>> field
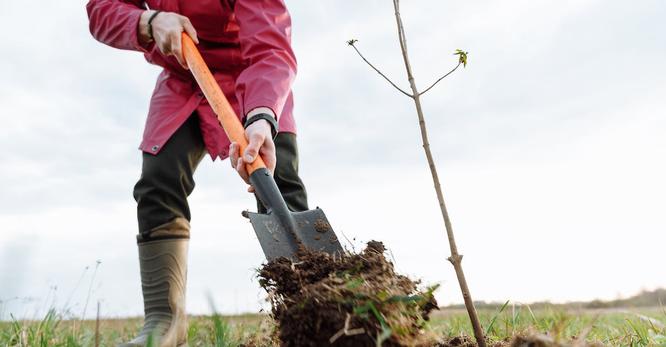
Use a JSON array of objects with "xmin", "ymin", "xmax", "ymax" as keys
[{"xmin": 1, "ymin": 306, "xmax": 665, "ymax": 346}]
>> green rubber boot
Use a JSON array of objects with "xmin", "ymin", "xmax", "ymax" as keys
[{"xmin": 119, "ymin": 236, "xmax": 189, "ymax": 347}]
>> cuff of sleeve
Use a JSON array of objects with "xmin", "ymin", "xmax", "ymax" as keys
[
  {"xmin": 128, "ymin": 9, "xmax": 154, "ymax": 53},
  {"xmin": 243, "ymin": 99, "xmax": 281, "ymax": 122}
]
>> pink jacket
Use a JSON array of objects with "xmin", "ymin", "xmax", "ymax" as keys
[{"xmin": 86, "ymin": 0, "xmax": 297, "ymax": 160}]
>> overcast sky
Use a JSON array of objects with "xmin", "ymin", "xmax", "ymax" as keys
[{"xmin": 1, "ymin": 0, "xmax": 665, "ymax": 319}]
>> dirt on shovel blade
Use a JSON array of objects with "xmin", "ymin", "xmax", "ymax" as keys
[{"xmin": 258, "ymin": 241, "xmax": 441, "ymax": 347}]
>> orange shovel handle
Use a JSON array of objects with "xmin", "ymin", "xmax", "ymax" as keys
[{"xmin": 181, "ymin": 32, "xmax": 266, "ymax": 175}]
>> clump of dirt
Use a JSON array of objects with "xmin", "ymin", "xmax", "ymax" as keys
[
  {"xmin": 435, "ymin": 335, "xmax": 481, "ymax": 347},
  {"xmin": 432, "ymin": 334, "xmax": 603, "ymax": 347},
  {"xmin": 509, "ymin": 334, "xmax": 604, "ymax": 347},
  {"xmin": 258, "ymin": 241, "xmax": 440, "ymax": 346}
]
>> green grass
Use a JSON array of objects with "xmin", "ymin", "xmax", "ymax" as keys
[
  {"xmin": 1, "ymin": 306, "xmax": 665, "ymax": 346},
  {"xmin": 431, "ymin": 306, "xmax": 666, "ymax": 346}
]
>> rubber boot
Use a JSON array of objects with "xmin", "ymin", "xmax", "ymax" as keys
[{"xmin": 119, "ymin": 236, "xmax": 189, "ymax": 347}]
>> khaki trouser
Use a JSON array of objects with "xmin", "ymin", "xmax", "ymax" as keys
[{"xmin": 133, "ymin": 113, "xmax": 308, "ymax": 242}]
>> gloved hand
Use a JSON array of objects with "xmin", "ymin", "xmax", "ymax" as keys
[
  {"xmin": 229, "ymin": 119, "xmax": 276, "ymax": 193},
  {"xmin": 138, "ymin": 10, "xmax": 199, "ymax": 69}
]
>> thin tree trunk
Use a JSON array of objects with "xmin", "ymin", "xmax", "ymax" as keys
[{"xmin": 391, "ymin": 1, "xmax": 486, "ymax": 345}]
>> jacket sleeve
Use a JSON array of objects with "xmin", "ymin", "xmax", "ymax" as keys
[
  {"xmin": 86, "ymin": 0, "xmax": 151, "ymax": 52},
  {"xmin": 233, "ymin": 0, "xmax": 298, "ymax": 120}
]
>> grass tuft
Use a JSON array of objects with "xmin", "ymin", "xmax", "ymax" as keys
[{"xmin": 2, "ymin": 306, "xmax": 666, "ymax": 346}]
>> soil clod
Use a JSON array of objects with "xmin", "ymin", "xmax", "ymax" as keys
[{"xmin": 258, "ymin": 241, "xmax": 440, "ymax": 346}]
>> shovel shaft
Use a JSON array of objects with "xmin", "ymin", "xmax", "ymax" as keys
[
  {"xmin": 183, "ymin": 34, "xmax": 343, "ymax": 260},
  {"xmin": 181, "ymin": 33, "xmax": 265, "ymax": 174}
]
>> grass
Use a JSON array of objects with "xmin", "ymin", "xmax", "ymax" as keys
[
  {"xmin": 1, "ymin": 306, "xmax": 665, "ymax": 346},
  {"xmin": 430, "ymin": 306, "xmax": 666, "ymax": 346}
]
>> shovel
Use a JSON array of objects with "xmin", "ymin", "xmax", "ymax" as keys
[{"xmin": 181, "ymin": 33, "xmax": 344, "ymax": 261}]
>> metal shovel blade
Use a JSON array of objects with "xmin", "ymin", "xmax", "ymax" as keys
[{"xmin": 245, "ymin": 208, "xmax": 343, "ymax": 261}]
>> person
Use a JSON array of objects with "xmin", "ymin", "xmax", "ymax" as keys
[{"xmin": 86, "ymin": 1, "xmax": 307, "ymax": 346}]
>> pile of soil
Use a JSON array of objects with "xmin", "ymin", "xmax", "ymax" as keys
[
  {"xmin": 258, "ymin": 241, "xmax": 440, "ymax": 346},
  {"xmin": 256, "ymin": 243, "xmax": 605, "ymax": 347}
]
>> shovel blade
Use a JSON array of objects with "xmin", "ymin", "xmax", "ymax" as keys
[{"xmin": 246, "ymin": 208, "xmax": 343, "ymax": 261}]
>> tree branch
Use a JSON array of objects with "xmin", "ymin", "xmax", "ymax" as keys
[
  {"xmin": 390, "ymin": 0, "xmax": 487, "ymax": 346},
  {"xmin": 347, "ymin": 40, "xmax": 413, "ymax": 98},
  {"xmin": 419, "ymin": 62, "xmax": 461, "ymax": 96}
]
